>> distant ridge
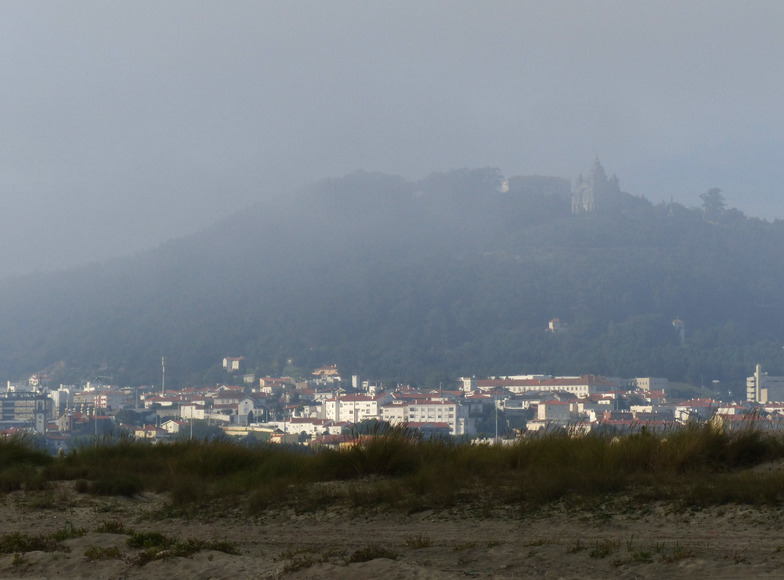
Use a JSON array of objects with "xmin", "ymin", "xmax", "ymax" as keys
[{"xmin": 0, "ymin": 166, "xmax": 781, "ymax": 396}]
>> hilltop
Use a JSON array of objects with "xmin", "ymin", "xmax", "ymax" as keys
[{"xmin": 1, "ymin": 163, "xmax": 783, "ymax": 392}]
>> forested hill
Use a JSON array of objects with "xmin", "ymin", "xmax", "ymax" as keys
[{"xmin": 1, "ymin": 168, "xmax": 783, "ymax": 395}]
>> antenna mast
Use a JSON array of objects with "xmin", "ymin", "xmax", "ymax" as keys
[{"xmin": 161, "ymin": 356, "xmax": 166, "ymax": 396}]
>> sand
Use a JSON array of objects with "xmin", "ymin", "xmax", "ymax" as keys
[{"xmin": 1, "ymin": 484, "xmax": 783, "ymax": 579}]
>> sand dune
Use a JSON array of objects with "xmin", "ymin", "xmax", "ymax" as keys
[{"xmin": 1, "ymin": 484, "xmax": 781, "ymax": 578}]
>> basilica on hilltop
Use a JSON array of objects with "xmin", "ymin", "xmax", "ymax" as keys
[
  {"xmin": 502, "ymin": 158, "xmax": 627, "ymax": 215},
  {"xmin": 571, "ymin": 158, "xmax": 622, "ymax": 214}
]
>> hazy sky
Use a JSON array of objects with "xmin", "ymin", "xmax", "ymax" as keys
[{"xmin": 2, "ymin": 1, "xmax": 783, "ymax": 277}]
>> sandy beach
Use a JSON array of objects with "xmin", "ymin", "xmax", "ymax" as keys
[{"xmin": 1, "ymin": 482, "xmax": 783, "ymax": 579}]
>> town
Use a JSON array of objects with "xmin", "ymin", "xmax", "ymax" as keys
[{"xmin": 3, "ymin": 353, "xmax": 784, "ymax": 454}]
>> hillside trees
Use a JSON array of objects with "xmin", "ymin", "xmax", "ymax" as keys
[
  {"xmin": 0, "ymin": 170, "xmax": 782, "ymax": 389},
  {"xmin": 700, "ymin": 187, "xmax": 726, "ymax": 222}
]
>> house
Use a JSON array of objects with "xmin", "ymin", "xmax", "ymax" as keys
[
  {"xmin": 269, "ymin": 431, "xmax": 300, "ymax": 445},
  {"xmin": 313, "ymin": 364, "xmax": 340, "ymax": 377},
  {"xmin": 548, "ymin": 318, "xmax": 564, "ymax": 333},
  {"xmin": 267, "ymin": 417, "xmax": 332, "ymax": 437},
  {"xmin": 630, "ymin": 377, "xmax": 669, "ymax": 392},
  {"xmin": 93, "ymin": 390, "xmax": 130, "ymax": 411},
  {"xmin": 675, "ymin": 399, "xmax": 718, "ymax": 423},
  {"xmin": 309, "ymin": 433, "xmax": 351, "ymax": 450},
  {"xmin": 537, "ymin": 400, "xmax": 573, "ymax": 422},
  {"xmin": 143, "ymin": 395, "xmax": 179, "ymax": 408},
  {"xmin": 222, "ymin": 357, "xmax": 244, "ymax": 372},
  {"xmin": 524, "ymin": 400, "xmax": 576, "ymax": 432},
  {"xmin": 208, "ymin": 395, "xmax": 263, "ymax": 425},
  {"xmin": 161, "ymin": 419, "xmax": 188, "ymax": 434},
  {"xmin": 134, "ymin": 424, "xmax": 168, "ymax": 441},
  {"xmin": 179, "ymin": 403, "xmax": 206, "ymax": 420},
  {"xmin": 258, "ymin": 377, "xmax": 293, "ymax": 392},
  {"xmin": 312, "ymin": 365, "xmax": 342, "ymax": 385},
  {"xmin": 213, "ymin": 390, "xmax": 246, "ymax": 406},
  {"xmin": 406, "ymin": 422, "xmax": 451, "ymax": 438}
]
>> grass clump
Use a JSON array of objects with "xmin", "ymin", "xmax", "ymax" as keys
[
  {"xmin": 453, "ymin": 541, "xmax": 477, "ymax": 551},
  {"xmin": 94, "ymin": 520, "xmax": 129, "ymax": 534},
  {"xmin": 631, "ymin": 550, "xmax": 654, "ymax": 563},
  {"xmin": 50, "ymin": 522, "xmax": 87, "ymax": 541},
  {"xmin": 0, "ymin": 436, "xmax": 51, "ymax": 493},
  {"xmin": 11, "ymin": 553, "xmax": 30, "ymax": 568},
  {"xmin": 0, "ymin": 533, "xmax": 65, "ymax": 554},
  {"xmin": 345, "ymin": 544, "xmax": 399, "ymax": 563},
  {"xmin": 281, "ymin": 554, "xmax": 315, "ymax": 573},
  {"xmin": 84, "ymin": 545, "xmax": 123, "ymax": 560},
  {"xmin": 656, "ymin": 542, "xmax": 697, "ymax": 563},
  {"xmin": 404, "ymin": 533, "xmax": 433, "ymax": 549},
  {"xmin": 127, "ymin": 531, "xmax": 238, "ymax": 566},
  {"xmin": 127, "ymin": 531, "xmax": 170, "ymax": 550},
  {"xmin": 589, "ymin": 539, "xmax": 620, "ymax": 559}
]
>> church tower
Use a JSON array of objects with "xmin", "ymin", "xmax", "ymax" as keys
[{"xmin": 571, "ymin": 158, "xmax": 620, "ymax": 214}]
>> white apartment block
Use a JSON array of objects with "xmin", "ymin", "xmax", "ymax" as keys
[
  {"xmin": 747, "ymin": 364, "xmax": 784, "ymax": 403},
  {"xmin": 381, "ymin": 399, "xmax": 474, "ymax": 436},
  {"xmin": 380, "ymin": 401, "xmax": 408, "ymax": 424},
  {"xmin": 324, "ymin": 394, "xmax": 393, "ymax": 423}
]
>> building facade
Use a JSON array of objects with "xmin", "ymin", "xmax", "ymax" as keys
[{"xmin": 747, "ymin": 364, "xmax": 784, "ymax": 403}]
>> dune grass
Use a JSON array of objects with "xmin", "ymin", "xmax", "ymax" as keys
[{"xmin": 5, "ymin": 423, "xmax": 784, "ymax": 514}]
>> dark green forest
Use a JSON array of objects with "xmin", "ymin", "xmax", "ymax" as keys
[{"xmin": 1, "ymin": 168, "xmax": 783, "ymax": 397}]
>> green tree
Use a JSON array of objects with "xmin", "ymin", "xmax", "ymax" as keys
[{"xmin": 700, "ymin": 187, "xmax": 725, "ymax": 222}]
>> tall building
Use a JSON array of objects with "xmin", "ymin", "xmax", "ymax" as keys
[
  {"xmin": 0, "ymin": 391, "xmax": 53, "ymax": 432},
  {"xmin": 747, "ymin": 364, "xmax": 784, "ymax": 403}
]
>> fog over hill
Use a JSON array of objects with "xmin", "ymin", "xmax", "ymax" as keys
[
  {"xmin": 3, "ymin": 3, "xmax": 784, "ymax": 278},
  {"xmin": 1, "ymin": 167, "xmax": 784, "ymax": 396}
]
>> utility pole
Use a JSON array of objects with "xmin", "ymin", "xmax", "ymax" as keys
[{"xmin": 494, "ymin": 388, "xmax": 499, "ymax": 444}]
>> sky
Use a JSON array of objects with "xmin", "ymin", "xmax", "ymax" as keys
[{"xmin": 2, "ymin": 1, "xmax": 784, "ymax": 277}]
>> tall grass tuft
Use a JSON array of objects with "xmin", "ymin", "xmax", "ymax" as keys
[
  {"xmin": 0, "ymin": 435, "xmax": 51, "ymax": 492},
  {"xmin": 9, "ymin": 421, "xmax": 784, "ymax": 512}
]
